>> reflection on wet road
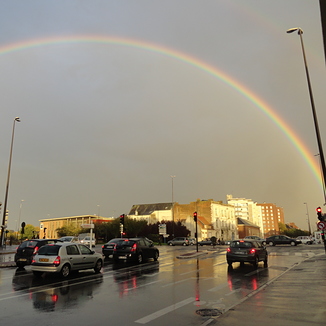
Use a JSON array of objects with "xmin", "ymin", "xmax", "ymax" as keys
[{"xmin": 0, "ymin": 245, "xmax": 323, "ymax": 325}]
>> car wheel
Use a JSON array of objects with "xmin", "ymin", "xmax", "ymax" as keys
[
  {"xmin": 262, "ymin": 241, "xmax": 266, "ymax": 246},
  {"xmin": 153, "ymin": 251, "xmax": 159, "ymax": 261},
  {"xmin": 33, "ymin": 271, "xmax": 43, "ymax": 277},
  {"xmin": 182, "ymin": 242, "xmax": 187, "ymax": 246},
  {"xmin": 264, "ymin": 256, "xmax": 268, "ymax": 268},
  {"xmin": 268, "ymin": 241, "xmax": 274, "ymax": 246},
  {"xmin": 137, "ymin": 254, "xmax": 143, "ymax": 264},
  {"xmin": 16, "ymin": 262, "xmax": 26, "ymax": 269},
  {"xmin": 169, "ymin": 242, "xmax": 173, "ymax": 246},
  {"xmin": 60, "ymin": 264, "xmax": 71, "ymax": 278},
  {"xmin": 94, "ymin": 259, "xmax": 102, "ymax": 273},
  {"xmin": 290, "ymin": 241, "xmax": 296, "ymax": 246},
  {"xmin": 227, "ymin": 260, "xmax": 232, "ymax": 266}
]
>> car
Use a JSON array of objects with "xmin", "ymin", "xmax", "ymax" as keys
[
  {"xmin": 112, "ymin": 238, "xmax": 159, "ymax": 263},
  {"xmin": 80, "ymin": 236, "xmax": 96, "ymax": 246},
  {"xmin": 296, "ymin": 236, "xmax": 313, "ymax": 245},
  {"xmin": 266, "ymin": 235, "xmax": 301, "ymax": 246},
  {"xmin": 244, "ymin": 236, "xmax": 267, "ymax": 246},
  {"xmin": 58, "ymin": 236, "xmax": 80, "ymax": 243},
  {"xmin": 14, "ymin": 239, "xmax": 62, "ymax": 268},
  {"xmin": 226, "ymin": 239, "xmax": 268, "ymax": 268},
  {"xmin": 198, "ymin": 238, "xmax": 213, "ymax": 246},
  {"xmin": 167, "ymin": 237, "xmax": 189, "ymax": 246},
  {"xmin": 188, "ymin": 238, "xmax": 196, "ymax": 245},
  {"xmin": 31, "ymin": 242, "xmax": 103, "ymax": 278},
  {"xmin": 102, "ymin": 238, "xmax": 122, "ymax": 259}
]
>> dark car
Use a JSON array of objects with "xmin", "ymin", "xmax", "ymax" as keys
[
  {"xmin": 102, "ymin": 238, "xmax": 122, "ymax": 259},
  {"xmin": 244, "ymin": 236, "xmax": 267, "ymax": 246},
  {"xmin": 266, "ymin": 235, "xmax": 301, "ymax": 246},
  {"xmin": 15, "ymin": 239, "xmax": 62, "ymax": 268},
  {"xmin": 226, "ymin": 239, "xmax": 268, "ymax": 268},
  {"xmin": 198, "ymin": 239, "xmax": 213, "ymax": 246},
  {"xmin": 112, "ymin": 238, "xmax": 159, "ymax": 264}
]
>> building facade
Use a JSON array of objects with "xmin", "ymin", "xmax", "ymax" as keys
[{"xmin": 257, "ymin": 203, "xmax": 284, "ymax": 237}]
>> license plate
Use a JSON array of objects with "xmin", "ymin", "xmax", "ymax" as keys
[
  {"xmin": 39, "ymin": 258, "xmax": 49, "ymax": 262},
  {"xmin": 119, "ymin": 256, "xmax": 126, "ymax": 259},
  {"xmin": 235, "ymin": 251, "xmax": 245, "ymax": 254},
  {"xmin": 18, "ymin": 258, "xmax": 27, "ymax": 261}
]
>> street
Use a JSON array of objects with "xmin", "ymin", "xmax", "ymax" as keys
[{"xmin": 0, "ymin": 244, "xmax": 324, "ymax": 325}]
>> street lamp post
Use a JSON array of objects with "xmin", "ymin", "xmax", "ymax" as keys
[
  {"xmin": 287, "ymin": 28, "xmax": 326, "ymax": 204},
  {"xmin": 171, "ymin": 175, "xmax": 176, "ymax": 237},
  {"xmin": 304, "ymin": 202, "xmax": 312, "ymax": 236},
  {"xmin": 1, "ymin": 117, "xmax": 21, "ymax": 247}
]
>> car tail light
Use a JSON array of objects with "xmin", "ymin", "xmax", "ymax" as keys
[
  {"xmin": 53, "ymin": 256, "xmax": 61, "ymax": 266},
  {"xmin": 113, "ymin": 244, "xmax": 117, "ymax": 252},
  {"xmin": 131, "ymin": 243, "xmax": 137, "ymax": 252},
  {"xmin": 249, "ymin": 248, "xmax": 256, "ymax": 254},
  {"xmin": 227, "ymin": 247, "xmax": 231, "ymax": 252},
  {"xmin": 102, "ymin": 245, "xmax": 104, "ymax": 249},
  {"xmin": 51, "ymin": 294, "xmax": 59, "ymax": 303},
  {"xmin": 32, "ymin": 259, "xmax": 36, "ymax": 264},
  {"xmin": 33, "ymin": 246, "xmax": 39, "ymax": 255}
]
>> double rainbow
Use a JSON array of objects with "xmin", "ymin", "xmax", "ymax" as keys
[{"xmin": 0, "ymin": 35, "xmax": 322, "ymax": 188}]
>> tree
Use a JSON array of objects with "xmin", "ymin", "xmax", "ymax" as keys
[
  {"xmin": 56, "ymin": 224, "xmax": 83, "ymax": 237},
  {"xmin": 20, "ymin": 224, "xmax": 40, "ymax": 239}
]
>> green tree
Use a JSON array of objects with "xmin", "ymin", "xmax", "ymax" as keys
[
  {"xmin": 20, "ymin": 224, "xmax": 40, "ymax": 239},
  {"xmin": 56, "ymin": 224, "xmax": 83, "ymax": 237}
]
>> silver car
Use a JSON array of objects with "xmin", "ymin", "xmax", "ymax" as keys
[{"xmin": 31, "ymin": 242, "xmax": 103, "ymax": 278}]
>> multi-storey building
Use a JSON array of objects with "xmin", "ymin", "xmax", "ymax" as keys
[
  {"xmin": 257, "ymin": 203, "xmax": 284, "ymax": 237},
  {"xmin": 227, "ymin": 195, "xmax": 264, "ymax": 237}
]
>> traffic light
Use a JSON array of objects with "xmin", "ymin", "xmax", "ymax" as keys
[
  {"xmin": 317, "ymin": 207, "xmax": 324, "ymax": 221},
  {"xmin": 193, "ymin": 211, "xmax": 197, "ymax": 222},
  {"xmin": 21, "ymin": 222, "xmax": 26, "ymax": 235},
  {"xmin": 120, "ymin": 214, "xmax": 125, "ymax": 225}
]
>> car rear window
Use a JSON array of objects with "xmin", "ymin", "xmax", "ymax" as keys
[
  {"xmin": 116, "ymin": 240, "xmax": 136, "ymax": 247},
  {"xmin": 19, "ymin": 241, "xmax": 39, "ymax": 249},
  {"xmin": 230, "ymin": 241, "xmax": 253, "ymax": 248},
  {"xmin": 38, "ymin": 245, "xmax": 60, "ymax": 255}
]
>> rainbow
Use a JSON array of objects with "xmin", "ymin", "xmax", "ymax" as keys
[{"xmin": 0, "ymin": 35, "xmax": 322, "ymax": 188}]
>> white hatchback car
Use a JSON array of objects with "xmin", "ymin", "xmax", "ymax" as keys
[
  {"xmin": 296, "ymin": 236, "xmax": 313, "ymax": 245},
  {"xmin": 31, "ymin": 242, "xmax": 103, "ymax": 278}
]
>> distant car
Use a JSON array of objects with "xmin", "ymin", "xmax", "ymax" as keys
[
  {"xmin": 31, "ymin": 242, "xmax": 103, "ymax": 278},
  {"xmin": 244, "ymin": 236, "xmax": 267, "ymax": 246},
  {"xmin": 58, "ymin": 236, "xmax": 80, "ymax": 243},
  {"xmin": 80, "ymin": 236, "xmax": 96, "ymax": 246},
  {"xmin": 15, "ymin": 239, "xmax": 62, "ymax": 268},
  {"xmin": 296, "ymin": 236, "xmax": 313, "ymax": 245},
  {"xmin": 188, "ymin": 238, "xmax": 196, "ymax": 245},
  {"xmin": 226, "ymin": 239, "xmax": 268, "ymax": 268},
  {"xmin": 198, "ymin": 239, "xmax": 213, "ymax": 246},
  {"xmin": 168, "ymin": 237, "xmax": 189, "ymax": 246},
  {"xmin": 102, "ymin": 238, "xmax": 122, "ymax": 259},
  {"xmin": 112, "ymin": 238, "xmax": 159, "ymax": 263},
  {"xmin": 266, "ymin": 235, "xmax": 301, "ymax": 246}
]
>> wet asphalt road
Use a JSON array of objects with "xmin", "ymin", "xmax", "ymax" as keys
[{"xmin": 0, "ymin": 244, "xmax": 324, "ymax": 326}]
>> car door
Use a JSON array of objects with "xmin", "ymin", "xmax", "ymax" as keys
[
  {"xmin": 78, "ymin": 244, "xmax": 96, "ymax": 269},
  {"xmin": 66, "ymin": 244, "xmax": 82, "ymax": 270}
]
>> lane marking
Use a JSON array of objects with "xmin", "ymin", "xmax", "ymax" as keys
[{"xmin": 135, "ymin": 297, "xmax": 195, "ymax": 324}]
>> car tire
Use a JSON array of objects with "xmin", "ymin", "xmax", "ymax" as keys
[
  {"xmin": 137, "ymin": 253, "xmax": 143, "ymax": 264},
  {"xmin": 268, "ymin": 241, "xmax": 274, "ymax": 246},
  {"xmin": 154, "ymin": 251, "xmax": 159, "ymax": 261},
  {"xmin": 227, "ymin": 260, "xmax": 232, "ymax": 266},
  {"xmin": 262, "ymin": 241, "xmax": 266, "ymax": 246},
  {"xmin": 290, "ymin": 241, "xmax": 296, "ymax": 246},
  {"xmin": 182, "ymin": 243, "xmax": 187, "ymax": 246},
  {"xmin": 33, "ymin": 271, "xmax": 43, "ymax": 277},
  {"xmin": 60, "ymin": 264, "xmax": 71, "ymax": 278},
  {"xmin": 264, "ymin": 256, "xmax": 268, "ymax": 268},
  {"xmin": 169, "ymin": 242, "xmax": 173, "ymax": 246},
  {"xmin": 16, "ymin": 262, "xmax": 26, "ymax": 269},
  {"xmin": 94, "ymin": 259, "xmax": 103, "ymax": 273},
  {"xmin": 253, "ymin": 257, "xmax": 259, "ymax": 268}
]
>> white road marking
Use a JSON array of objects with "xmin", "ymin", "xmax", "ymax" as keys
[{"xmin": 135, "ymin": 297, "xmax": 195, "ymax": 324}]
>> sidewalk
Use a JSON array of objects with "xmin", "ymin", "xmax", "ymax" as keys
[
  {"xmin": 211, "ymin": 253, "xmax": 326, "ymax": 326},
  {"xmin": 0, "ymin": 245, "xmax": 16, "ymax": 267}
]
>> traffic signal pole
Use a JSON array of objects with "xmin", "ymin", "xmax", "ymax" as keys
[
  {"xmin": 193, "ymin": 212, "xmax": 198, "ymax": 252},
  {"xmin": 316, "ymin": 207, "xmax": 326, "ymax": 253}
]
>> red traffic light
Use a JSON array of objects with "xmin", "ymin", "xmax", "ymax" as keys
[
  {"xmin": 317, "ymin": 207, "xmax": 322, "ymax": 213},
  {"xmin": 193, "ymin": 211, "xmax": 197, "ymax": 222},
  {"xmin": 317, "ymin": 207, "xmax": 324, "ymax": 221}
]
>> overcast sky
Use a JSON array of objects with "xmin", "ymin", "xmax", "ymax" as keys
[{"xmin": 0, "ymin": 1, "xmax": 325, "ymax": 231}]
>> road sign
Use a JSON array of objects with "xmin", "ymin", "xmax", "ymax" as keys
[
  {"xmin": 81, "ymin": 224, "xmax": 94, "ymax": 229},
  {"xmin": 317, "ymin": 221, "xmax": 326, "ymax": 230}
]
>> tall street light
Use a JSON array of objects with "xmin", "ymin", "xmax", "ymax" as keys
[
  {"xmin": 303, "ymin": 202, "xmax": 312, "ymax": 236},
  {"xmin": 1, "ymin": 117, "xmax": 21, "ymax": 247},
  {"xmin": 287, "ymin": 28, "xmax": 326, "ymax": 204},
  {"xmin": 171, "ymin": 175, "xmax": 176, "ymax": 237}
]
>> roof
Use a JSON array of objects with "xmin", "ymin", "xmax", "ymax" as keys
[
  {"xmin": 237, "ymin": 218, "xmax": 260, "ymax": 228},
  {"xmin": 129, "ymin": 203, "xmax": 173, "ymax": 216}
]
